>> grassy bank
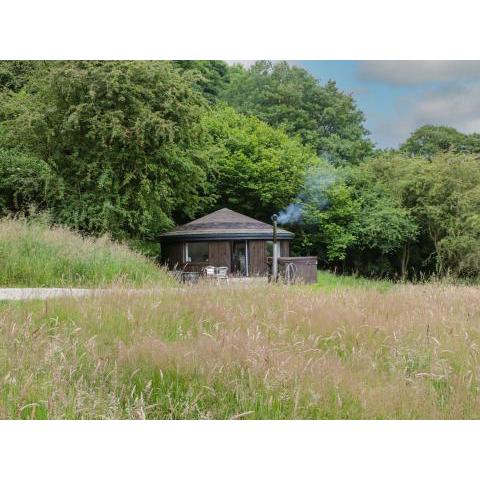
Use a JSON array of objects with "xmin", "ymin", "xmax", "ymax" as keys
[
  {"xmin": 2, "ymin": 282, "xmax": 480, "ymax": 419},
  {"xmin": 313, "ymin": 270, "xmax": 392, "ymax": 292},
  {"xmin": 0, "ymin": 218, "xmax": 170, "ymax": 287}
]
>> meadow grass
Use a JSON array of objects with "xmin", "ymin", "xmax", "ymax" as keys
[
  {"xmin": 0, "ymin": 218, "xmax": 170, "ymax": 287},
  {"xmin": 312, "ymin": 270, "xmax": 392, "ymax": 292},
  {"xmin": 2, "ymin": 281, "xmax": 480, "ymax": 419}
]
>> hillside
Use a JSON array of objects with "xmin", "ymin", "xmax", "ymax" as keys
[{"xmin": 0, "ymin": 218, "xmax": 169, "ymax": 287}]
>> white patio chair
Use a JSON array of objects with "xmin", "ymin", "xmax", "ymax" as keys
[
  {"xmin": 215, "ymin": 267, "xmax": 229, "ymax": 284},
  {"xmin": 204, "ymin": 265, "xmax": 216, "ymax": 280}
]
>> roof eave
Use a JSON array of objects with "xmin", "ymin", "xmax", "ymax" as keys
[{"xmin": 160, "ymin": 232, "xmax": 295, "ymax": 242}]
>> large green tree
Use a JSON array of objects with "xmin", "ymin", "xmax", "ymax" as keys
[
  {"xmin": 400, "ymin": 125, "xmax": 480, "ymax": 157},
  {"xmin": 200, "ymin": 104, "xmax": 319, "ymax": 221},
  {"xmin": 0, "ymin": 61, "xmax": 215, "ymax": 240},
  {"xmin": 222, "ymin": 61, "xmax": 373, "ymax": 166}
]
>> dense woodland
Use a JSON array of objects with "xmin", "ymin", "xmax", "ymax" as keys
[{"xmin": 1, "ymin": 60, "xmax": 480, "ymax": 279}]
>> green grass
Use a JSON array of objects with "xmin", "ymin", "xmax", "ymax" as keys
[
  {"xmin": 2, "ymin": 282, "xmax": 480, "ymax": 419},
  {"xmin": 0, "ymin": 217, "xmax": 171, "ymax": 287},
  {"xmin": 312, "ymin": 270, "xmax": 392, "ymax": 292}
]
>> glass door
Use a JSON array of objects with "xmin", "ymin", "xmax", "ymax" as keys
[{"xmin": 232, "ymin": 241, "xmax": 249, "ymax": 276}]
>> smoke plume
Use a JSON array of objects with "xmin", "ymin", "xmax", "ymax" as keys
[{"xmin": 277, "ymin": 164, "xmax": 337, "ymax": 225}]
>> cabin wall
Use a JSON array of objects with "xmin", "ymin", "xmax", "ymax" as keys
[
  {"xmin": 163, "ymin": 243, "xmax": 184, "ymax": 269},
  {"xmin": 163, "ymin": 239, "xmax": 291, "ymax": 276},
  {"xmin": 209, "ymin": 241, "xmax": 231, "ymax": 270},
  {"xmin": 248, "ymin": 240, "xmax": 268, "ymax": 276}
]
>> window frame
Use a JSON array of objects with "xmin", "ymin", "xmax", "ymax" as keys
[{"xmin": 185, "ymin": 242, "xmax": 210, "ymax": 263}]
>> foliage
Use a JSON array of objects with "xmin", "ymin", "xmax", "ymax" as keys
[
  {"xmin": 0, "ymin": 148, "xmax": 56, "ymax": 216},
  {"xmin": 400, "ymin": 124, "xmax": 480, "ymax": 157},
  {"xmin": 0, "ymin": 217, "xmax": 170, "ymax": 287},
  {"xmin": 301, "ymin": 181, "xmax": 360, "ymax": 262},
  {"xmin": 344, "ymin": 152, "xmax": 480, "ymax": 278},
  {"xmin": 201, "ymin": 104, "xmax": 319, "ymax": 220},
  {"xmin": 355, "ymin": 195, "xmax": 418, "ymax": 255},
  {"xmin": 172, "ymin": 60, "xmax": 230, "ymax": 102},
  {"xmin": 0, "ymin": 61, "xmax": 215, "ymax": 240},
  {"xmin": 0, "ymin": 60, "xmax": 41, "ymax": 92},
  {"xmin": 222, "ymin": 61, "xmax": 373, "ymax": 165}
]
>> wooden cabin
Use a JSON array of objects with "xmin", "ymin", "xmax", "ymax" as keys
[{"xmin": 160, "ymin": 208, "xmax": 294, "ymax": 276}]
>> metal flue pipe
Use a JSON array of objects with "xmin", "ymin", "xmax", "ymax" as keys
[{"xmin": 271, "ymin": 214, "xmax": 278, "ymax": 282}]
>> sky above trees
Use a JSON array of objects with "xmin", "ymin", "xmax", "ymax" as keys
[{"xmin": 229, "ymin": 61, "xmax": 480, "ymax": 149}]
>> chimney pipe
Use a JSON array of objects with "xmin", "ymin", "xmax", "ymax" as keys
[{"xmin": 271, "ymin": 214, "xmax": 278, "ymax": 282}]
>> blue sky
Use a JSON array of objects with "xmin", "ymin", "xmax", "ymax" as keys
[
  {"xmin": 228, "ymin": 61, "xmax": 480, "ymax": 149},
  {"xmin": 297, "ymin": 61, "xmax": 480, "ymax": 148}
]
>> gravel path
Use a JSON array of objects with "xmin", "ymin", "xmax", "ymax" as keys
[
  {"xmin": 0, "ymin": 288, "xmax": 95, "ymax": 301},
  {"xmin": 0, "ymin": 279, "xmax": 265, "ymax": 301}
]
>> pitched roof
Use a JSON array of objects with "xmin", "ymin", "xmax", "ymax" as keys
[{"xmin": 160, "ymin": 208, "xmax": 294, "ymax": 241}]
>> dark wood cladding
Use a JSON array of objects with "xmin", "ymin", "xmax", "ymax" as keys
[
  {"xmin": 280, "ymin": 240, "xmax": 289, "ymax": 257},
  {"xmin": 209, "ymin": 241, "xmax": 231, "ymax": 270},
  {"xmin": 163, "ymin": 239, "xmax": 293, "ymax": 276},
  {"xmin": 163, "ymin": 243, "xmax": 184, "ymax": 269},
  {"xmin": 248, "ymin": 240, "xmax": 268, "ymax": 276},
  {"xmin": 278, "ymin": 257, "xmax": 317, "ymax": 284}
]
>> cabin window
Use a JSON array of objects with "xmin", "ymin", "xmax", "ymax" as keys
[
  {"xmin": 185, "ymin": 242, "xmax": 209, "ymax": 262},
  {"xmin": 266, "ymin": 241, "xmax": 280, "ymax": 257}
]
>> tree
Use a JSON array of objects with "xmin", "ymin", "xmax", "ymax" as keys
[
  {"xmin": 400, "ymin": 125, "xmax": 480, "ymax": 157},
  {"xmin": 172, "ymin": 60, "xmax": 230, "ymax": 102},
  {"xmin": 301, "ymin": 182, "xmax": 360, "ymax": 262},
  {"xmin": 274, "ymin": 161, "xmax": 361, "ymax": 264},
  {"xmin": 221, "ymin": 61, "xmax": 373, "ymax": 165},
  {"xmin": 354, "ymin": 194, "xmax": 418, "ymax": 278},
  {"xmin": 423, "ymin": 156, "xmax": 480, "ymax": 276},
  {"xmin": 0, "ymin": 61, "xmax": 215, "ymax": 240},
  {"xmin": 345, "ymin": 152, "xmax": 480, "ymax": 278},
  {"xmin": 200, "ymin": 104, "xmax": 319, "ymax": 221}
]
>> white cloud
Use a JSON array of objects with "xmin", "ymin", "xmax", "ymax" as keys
[
  {"xmin": 412, "ymin": 83, "xmax": 480, "ymax": 132},
  {"xmin": 358, "ymin": 61, "xmax": 480, "ymax": 85},
  {"xmin": 373, "ymin": 81, "xmax": 480, "ymax": 147}
]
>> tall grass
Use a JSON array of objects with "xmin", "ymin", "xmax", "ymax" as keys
[
  {"xmin": 0, "ymin": 218, "xmax": 170, "ymax": 287},
  {"xmin": 2, "ymin": 282, "xmax": 480, "ymax": 419},
  {"xmin": 312, "ymin": 270, "xmax": 392, "ymax": 292}
]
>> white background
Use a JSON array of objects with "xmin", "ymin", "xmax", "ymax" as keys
[{"xmin": 1, "ymin": 1, "xmax": 480, "ymax": 477}]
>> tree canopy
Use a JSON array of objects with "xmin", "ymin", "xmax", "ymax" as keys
[
  {"xmin": 400, "ymin": 124, "xmax": 480, "ymax": 157},
  {"xmin": 222, "ymin": 61, "xmax": 373, "ymax": 165},
  {"xmin": 200, "ymin": 104, "xmax": 319, "ymax": 221},
  {"xmin": 0, "ymin": 61, "xmax": 215, "ymax": 240}
]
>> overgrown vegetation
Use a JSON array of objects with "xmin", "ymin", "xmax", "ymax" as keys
[
  {"xmin": 1, "ymin": 60, "xmax": 480, "ymax": 280},
  {"xmin": 0, "ymin": 218, "xmax": 169, "ymax": 287},
  {"xmin": 2, "ymin": 282, "xmax": 480, "ymax": 419}
]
